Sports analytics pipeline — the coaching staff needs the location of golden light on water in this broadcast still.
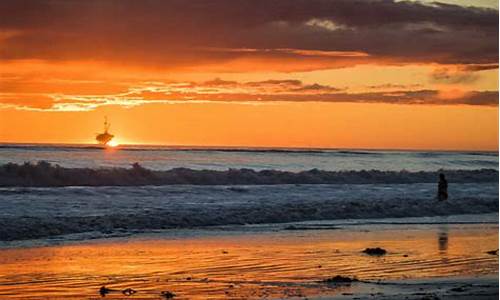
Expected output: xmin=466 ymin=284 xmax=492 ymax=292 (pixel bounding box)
xmin=107 ymin=140 xmax=119 ymax=147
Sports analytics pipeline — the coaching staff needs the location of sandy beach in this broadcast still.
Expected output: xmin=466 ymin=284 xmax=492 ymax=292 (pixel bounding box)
xmin=0 ymin=218 xmax=497 ymax=299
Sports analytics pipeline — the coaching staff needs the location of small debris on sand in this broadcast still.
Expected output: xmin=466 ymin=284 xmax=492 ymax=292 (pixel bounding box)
xmin=99 ymin=286 xmax=112 ymax=297
xmin=122 ymin=288 xmax=137 ymax=296
xmin=486 ymin=249 xmax=498 ymax=255
xmin=161 ymin=291 xmax=176 ymax=299
xmin=323 ymin=275 xmax=359 ymax=284
xmin=283 ymin=288 xmax=305 ymax=297
xmin=362 ymin=247 xmax=387 ymax=256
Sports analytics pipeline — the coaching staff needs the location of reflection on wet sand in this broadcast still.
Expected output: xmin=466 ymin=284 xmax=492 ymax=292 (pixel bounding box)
xmin=0 ymin=224 xmax=497 ymax=299
xmin=438 ymin=231 xmax=448 ymax=253
xmin=438 ymin=225 xmax=450 ymax=265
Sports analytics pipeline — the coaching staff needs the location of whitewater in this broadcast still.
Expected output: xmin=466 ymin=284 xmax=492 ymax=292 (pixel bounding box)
xmin=0 ymin=144 xmax=497 ymax=244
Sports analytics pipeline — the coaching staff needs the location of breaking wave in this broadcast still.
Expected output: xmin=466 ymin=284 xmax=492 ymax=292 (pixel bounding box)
xmin=0 ymin=161 xmax=497 ymax=187
xmin=0 ymin=183 xmax=497 ymax=241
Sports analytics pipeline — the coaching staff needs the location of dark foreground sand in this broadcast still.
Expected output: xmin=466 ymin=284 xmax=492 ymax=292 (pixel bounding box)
xmin=0 ymin=222 xmax=497 ymax=299
xmin=321 ymin=276 xmax=498 ymax=300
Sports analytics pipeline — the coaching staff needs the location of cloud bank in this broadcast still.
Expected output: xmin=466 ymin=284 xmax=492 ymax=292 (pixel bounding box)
xmin=0 ymin=0 xmax=497 ymax=70
xmin=1 ymin=79 xmax=496 ymax=111
xmin=0 ymin=1 xmax=497 ymax=110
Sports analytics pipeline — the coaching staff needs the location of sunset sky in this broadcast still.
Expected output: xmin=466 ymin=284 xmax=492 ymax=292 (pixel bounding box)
xmin=0 ymin=0 xmax=498 ymax=150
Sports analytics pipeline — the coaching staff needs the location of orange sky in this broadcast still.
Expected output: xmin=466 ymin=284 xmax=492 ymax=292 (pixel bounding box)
xmin=0 ymin=0 xmax=498 ymax=150
xmin=1 ymin=102 xmax=497 ymax=151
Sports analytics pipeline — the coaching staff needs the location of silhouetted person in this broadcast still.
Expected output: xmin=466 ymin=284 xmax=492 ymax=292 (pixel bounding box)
xmin=437 ymin=173 xmax=448 ymax=201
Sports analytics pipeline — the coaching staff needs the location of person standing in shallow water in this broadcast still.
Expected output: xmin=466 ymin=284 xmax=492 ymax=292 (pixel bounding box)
xmin=438 ymin=173 xmax=448 ymax=201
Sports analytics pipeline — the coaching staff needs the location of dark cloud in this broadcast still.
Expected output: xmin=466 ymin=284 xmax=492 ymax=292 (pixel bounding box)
xmin=0 ymin=0 xmax=497 ymax=70
xmin=456 ymin=90 xmax=499 ymax=105
xmin=81 ymin=88 xmax=500 ymax=107
xmin=292 ymin=83 xmax=342 ymax=92
xmin=463 ymin=64 xmax=499 ymax=71
xmin=431 ymin=68 xmax=480 ymax=84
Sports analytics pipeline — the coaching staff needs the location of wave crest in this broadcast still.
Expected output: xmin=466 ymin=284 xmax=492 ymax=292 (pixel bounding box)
xmin=0 ymin=161 xmax=497 ymax=187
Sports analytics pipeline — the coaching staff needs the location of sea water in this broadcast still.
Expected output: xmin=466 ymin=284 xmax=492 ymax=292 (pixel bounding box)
xmin=0 ymin=143 xmax=497 ymax=171
xmin=0 ymin=144 xmax=497 ymax=245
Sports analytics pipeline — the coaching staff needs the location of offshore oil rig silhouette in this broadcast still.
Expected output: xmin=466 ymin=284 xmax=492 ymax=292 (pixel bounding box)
xmin=95 ymin=117 xmax=114 ymax=145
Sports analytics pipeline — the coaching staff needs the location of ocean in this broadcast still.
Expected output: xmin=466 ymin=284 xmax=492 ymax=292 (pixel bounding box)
xmin=1 ymin=143 xmax=498 ymax=171
xmin=0 ymin=144 xmax=497 ymax=246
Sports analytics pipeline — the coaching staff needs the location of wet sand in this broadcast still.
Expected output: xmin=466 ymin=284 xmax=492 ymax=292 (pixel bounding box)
xmin=0 ymin=223 xmax=497 ymax=299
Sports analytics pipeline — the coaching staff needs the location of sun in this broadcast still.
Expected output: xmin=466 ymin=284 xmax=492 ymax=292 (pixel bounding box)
xmin=107 ymin=140 xmax=119 ymax=147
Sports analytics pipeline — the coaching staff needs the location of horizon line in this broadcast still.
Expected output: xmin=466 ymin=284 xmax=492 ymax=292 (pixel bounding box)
xmin=0 ymin=141 xmax=497 ymax=153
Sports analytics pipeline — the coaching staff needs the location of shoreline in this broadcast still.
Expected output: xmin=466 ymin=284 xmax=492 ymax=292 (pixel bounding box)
xmin=0 ymin=220 xmax=497 ymax=299
xmin=0 ymin=213 xmax=498 ymax=249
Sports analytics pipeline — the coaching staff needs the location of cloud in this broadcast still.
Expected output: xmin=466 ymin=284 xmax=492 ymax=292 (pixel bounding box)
xmin=367 ymin=83 xmax=423 ymax=90
xmin=463 ymin=64 xmax=499 ymax=71
xmin=0 ymin=0 xmax=497 ymax=71
xmin=1 ymin=79 xmax=497 ymax=111
xmin=431 ymin=67 xmax=480 ymax=84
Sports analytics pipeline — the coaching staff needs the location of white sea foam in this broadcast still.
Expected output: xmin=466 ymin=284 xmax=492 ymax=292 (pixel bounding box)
xmin=0 ymin=183 xmax=497 ymax=242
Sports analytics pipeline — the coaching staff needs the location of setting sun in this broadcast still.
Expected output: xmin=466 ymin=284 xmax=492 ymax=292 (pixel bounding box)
xmin=107 ymin=140 xmax=119 ymax=147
